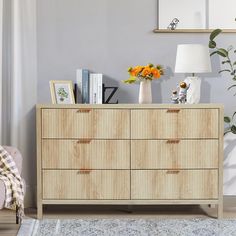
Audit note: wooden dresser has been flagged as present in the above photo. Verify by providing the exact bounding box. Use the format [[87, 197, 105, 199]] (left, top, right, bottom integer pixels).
[[37, 104, 223, 219]]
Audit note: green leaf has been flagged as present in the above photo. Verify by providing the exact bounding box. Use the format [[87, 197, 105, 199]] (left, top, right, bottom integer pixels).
[[228, 45, 234, 51], [148, 63, 154, 68], [233, 61, 236, 66], [209, 41, 216, 49], [228, 84, 236, 90], [210, 51, 218, 56], [233, 76, 236, 81], [224, 116, 231, 123], [232, 112, 236, 120], [127, 67, 133, 72], [231, 125, 236, 134], [224, 129, 232, 136], [217, 48, 228, 57], [210, 29, 222, 41], [219, 69, 231, 73], [222, 60, 231, 64], [122, 77, 136, 84]]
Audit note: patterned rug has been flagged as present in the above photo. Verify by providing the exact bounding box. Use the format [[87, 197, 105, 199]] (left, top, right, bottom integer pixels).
[[17, 218, 236, 236]]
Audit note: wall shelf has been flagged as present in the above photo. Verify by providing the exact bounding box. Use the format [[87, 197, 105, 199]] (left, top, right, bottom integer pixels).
[[153, 29, 236, 33]]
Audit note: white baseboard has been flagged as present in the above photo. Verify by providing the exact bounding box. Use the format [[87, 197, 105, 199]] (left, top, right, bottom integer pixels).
[[223, 196, 236, 207]]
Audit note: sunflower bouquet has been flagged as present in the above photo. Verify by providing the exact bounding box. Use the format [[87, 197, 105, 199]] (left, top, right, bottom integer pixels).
[[123, 64, 164, 84]]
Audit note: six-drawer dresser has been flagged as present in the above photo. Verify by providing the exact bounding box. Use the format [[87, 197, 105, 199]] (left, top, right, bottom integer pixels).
[[37, 104, 224, 219]]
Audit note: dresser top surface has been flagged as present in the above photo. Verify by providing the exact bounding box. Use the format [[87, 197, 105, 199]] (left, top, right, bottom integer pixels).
[[37, 104, 224, 109]]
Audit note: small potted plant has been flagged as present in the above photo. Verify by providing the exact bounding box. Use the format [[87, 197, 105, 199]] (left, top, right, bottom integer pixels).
[[123, 64, 164, 104]]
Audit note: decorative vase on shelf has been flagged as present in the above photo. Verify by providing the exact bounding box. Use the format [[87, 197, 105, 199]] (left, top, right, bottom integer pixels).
[[139, 80, 152, 104]]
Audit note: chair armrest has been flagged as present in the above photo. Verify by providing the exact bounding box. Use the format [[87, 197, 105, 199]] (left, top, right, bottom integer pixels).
[[2, 146, 23, 174]]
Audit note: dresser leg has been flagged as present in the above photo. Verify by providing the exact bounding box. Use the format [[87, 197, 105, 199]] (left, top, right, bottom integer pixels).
[[217, 203, 223, 219], [37, 203, 43, 219]]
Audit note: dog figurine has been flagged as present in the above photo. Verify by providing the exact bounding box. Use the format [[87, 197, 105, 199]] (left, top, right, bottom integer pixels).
[[167, 18, 180, 30]]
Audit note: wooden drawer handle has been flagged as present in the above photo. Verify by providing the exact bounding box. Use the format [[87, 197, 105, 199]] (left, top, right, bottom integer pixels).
[[77, 139, 92, 144], [77, 109, 91, 113], [77, 169, 92, 174], [166, 139, 180, 144], [166, 170, 180, 174], [167, 109, 180, 113]]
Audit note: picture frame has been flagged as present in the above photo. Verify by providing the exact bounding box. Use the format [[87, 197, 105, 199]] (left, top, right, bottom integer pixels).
[[49, 80, 75, 104]]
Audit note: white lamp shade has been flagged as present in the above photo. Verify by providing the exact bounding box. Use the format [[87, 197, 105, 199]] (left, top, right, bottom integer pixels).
[[175, 44, 212, 73]]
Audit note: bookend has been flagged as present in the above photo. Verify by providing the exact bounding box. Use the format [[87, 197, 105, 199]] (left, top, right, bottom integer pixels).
[[102, 84, 118, 104]]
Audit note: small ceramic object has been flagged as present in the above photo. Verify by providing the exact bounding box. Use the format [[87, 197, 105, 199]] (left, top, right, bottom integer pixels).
[[171, 90, 179, 104], [184, 77, 201, 104]]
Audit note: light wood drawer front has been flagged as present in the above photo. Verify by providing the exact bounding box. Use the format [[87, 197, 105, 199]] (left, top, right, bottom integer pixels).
[[43, 170, 130, 200], [131, 140, 218, 169], [131, 170, 218, 200], [42, 109, 130, 139], [131, 109, 218, 139], [42, 140, 130, 169]]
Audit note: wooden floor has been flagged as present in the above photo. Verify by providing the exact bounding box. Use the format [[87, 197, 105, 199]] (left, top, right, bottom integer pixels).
[[1, 203, 236, 236]]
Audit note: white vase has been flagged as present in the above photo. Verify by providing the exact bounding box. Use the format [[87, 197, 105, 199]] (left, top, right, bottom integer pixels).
[[184, 76, 201, 104], [139, 80, 152, 104]]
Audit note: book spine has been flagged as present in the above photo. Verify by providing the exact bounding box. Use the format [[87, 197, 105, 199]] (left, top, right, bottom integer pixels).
[[82, 69, 89, 104], [92, 74, 97, 104], [97, 74, 103, 104], [89, 73, 94, 104], [76, 69, 83, 103]]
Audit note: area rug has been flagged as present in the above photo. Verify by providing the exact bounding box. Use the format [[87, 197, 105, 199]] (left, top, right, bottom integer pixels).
[[17, 218, 236, 236]]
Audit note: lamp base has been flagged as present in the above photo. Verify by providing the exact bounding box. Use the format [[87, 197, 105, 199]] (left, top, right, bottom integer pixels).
[[184, 76, 201, 104]]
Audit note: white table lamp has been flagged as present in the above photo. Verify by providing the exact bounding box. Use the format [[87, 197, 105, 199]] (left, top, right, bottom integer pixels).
[[175, 44, 212, 104]]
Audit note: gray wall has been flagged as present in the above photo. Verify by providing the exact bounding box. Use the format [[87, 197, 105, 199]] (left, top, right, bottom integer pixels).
[[37, 0, 236, 115], [37, 0, 236, 199]]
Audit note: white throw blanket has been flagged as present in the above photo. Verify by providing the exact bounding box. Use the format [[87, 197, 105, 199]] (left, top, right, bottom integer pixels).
[[0, 145, 24, 220]]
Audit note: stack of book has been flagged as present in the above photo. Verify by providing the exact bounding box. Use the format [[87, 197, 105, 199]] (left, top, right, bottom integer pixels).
[[75, 69, 103, 104]]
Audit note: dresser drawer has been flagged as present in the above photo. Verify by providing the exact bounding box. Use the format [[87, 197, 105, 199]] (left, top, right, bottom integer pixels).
[[131, 109, 218, 139], [43, 170, 130, 200], [131, 140, 218, 169], [42, 139, 130, 169], [131, 170, 218, 200], [42, 109, 130, 139]]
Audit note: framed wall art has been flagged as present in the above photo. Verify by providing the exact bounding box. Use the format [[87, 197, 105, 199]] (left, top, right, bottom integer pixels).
[[154, 0, 236, 33]]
